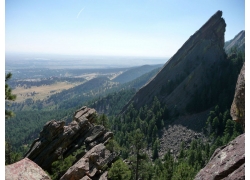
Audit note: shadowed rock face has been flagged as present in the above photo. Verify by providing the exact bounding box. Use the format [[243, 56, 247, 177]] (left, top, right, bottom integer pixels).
[[121, 10, 226, 115], [25, 106, 114, 172], [230, 62, 245, 124], [5, 158, 51, 180], [194, 133, 245, 180], [195, 62, 245, 179]]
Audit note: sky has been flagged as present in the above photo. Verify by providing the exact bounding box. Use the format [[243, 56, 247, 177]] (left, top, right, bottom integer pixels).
[[5, 0, 245, 58]]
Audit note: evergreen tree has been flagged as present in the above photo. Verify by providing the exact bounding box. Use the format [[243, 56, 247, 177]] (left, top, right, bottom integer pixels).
[[128, 129, 146, 180], [5, 73, 16, 119], [97, 113, 109, 128], [152, 138, 160, 160], [108, 159, 131, 180]]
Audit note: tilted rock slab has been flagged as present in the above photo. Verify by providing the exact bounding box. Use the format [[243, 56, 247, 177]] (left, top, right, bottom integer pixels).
[[194, 133, 245, 180], [121, 10, 226, 115], [5, 158, 51, 180], [25, 106, 113, 171], [60, 143, 115, 180], [231, 62, 245, 123]]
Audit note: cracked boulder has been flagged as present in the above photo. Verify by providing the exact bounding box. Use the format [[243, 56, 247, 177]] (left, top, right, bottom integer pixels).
[[194, 133, 245, 180]]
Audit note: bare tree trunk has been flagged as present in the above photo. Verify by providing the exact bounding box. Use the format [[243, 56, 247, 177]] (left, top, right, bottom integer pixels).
[[135, 151, 139, 180]]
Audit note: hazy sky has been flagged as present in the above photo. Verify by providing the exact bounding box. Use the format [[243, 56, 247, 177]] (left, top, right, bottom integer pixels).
[[5, 0, 245, 58]]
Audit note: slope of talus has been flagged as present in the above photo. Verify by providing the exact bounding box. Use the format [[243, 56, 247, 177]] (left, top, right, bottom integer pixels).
[[121, 10, 226, 114]]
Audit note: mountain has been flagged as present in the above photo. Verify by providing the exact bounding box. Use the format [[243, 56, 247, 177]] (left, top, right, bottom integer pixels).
[[224, 30, 245, 53], [121, 10, 226, 115], [115, 10, 244, 159], [112, 64, 163, 84]]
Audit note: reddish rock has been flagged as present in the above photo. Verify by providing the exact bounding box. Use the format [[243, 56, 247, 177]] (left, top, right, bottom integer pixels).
[[231, 62, 245, 124], [5, 158, 51, 180], [25, 106, 113, 172], [194, 133, 245, 180]]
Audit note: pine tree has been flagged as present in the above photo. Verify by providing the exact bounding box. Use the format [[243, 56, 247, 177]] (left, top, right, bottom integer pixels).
[[108, 159, 131, 180], [5, 73, 16, 119], [128, 129, 146, 180]]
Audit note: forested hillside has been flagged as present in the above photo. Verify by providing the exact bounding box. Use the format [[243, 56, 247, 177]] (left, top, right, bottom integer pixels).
[[107, 47, 244, 180], [5, 66, 161, 156]]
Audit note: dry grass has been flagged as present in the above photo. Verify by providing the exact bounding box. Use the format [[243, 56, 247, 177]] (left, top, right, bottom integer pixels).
[[12, 82, 82, 102]]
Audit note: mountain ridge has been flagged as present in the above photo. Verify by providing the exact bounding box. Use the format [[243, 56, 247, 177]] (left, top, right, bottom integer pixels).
[[224, 30, 245, 53]]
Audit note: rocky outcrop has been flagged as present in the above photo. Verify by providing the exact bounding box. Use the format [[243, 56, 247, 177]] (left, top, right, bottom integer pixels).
[[224, 30, 245, 53], [195, 61, 245, 179], [194, 133, 245, 180], [60, 144, 115, 180], [121, 10, 226, 115], [25, 106, 114, 174], [5, 158, 51, 180], [230, 62, 245, 124]]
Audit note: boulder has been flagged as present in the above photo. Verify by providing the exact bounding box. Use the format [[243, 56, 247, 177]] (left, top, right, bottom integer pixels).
[[5, 158, 51, 180], [194, 133, 245, 180], [60, 144, 115, 180]]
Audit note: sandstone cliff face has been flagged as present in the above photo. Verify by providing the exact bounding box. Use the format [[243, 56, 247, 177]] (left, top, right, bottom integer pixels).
[[230, 62, 245, 124], [194, 133, 245, 180], [5, 158, 51, 180], [121, 10, 226, 115], [25, 106, 115, 179]]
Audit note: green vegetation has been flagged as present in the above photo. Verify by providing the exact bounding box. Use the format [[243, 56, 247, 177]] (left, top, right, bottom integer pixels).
[[49, 145, 86, 180], [5, 73, 17, 119], [107, 49, 244, 179], [4, 47, 244, 179], [108, 159, 131, 180], [110, 96, 169, 162]]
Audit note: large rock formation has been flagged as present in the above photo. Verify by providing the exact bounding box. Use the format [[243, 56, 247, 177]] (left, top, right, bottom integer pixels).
[[230, 62, 245, 124], [25, 106, 115, 177], [194, 133, 245, 180], [121, 10, 226, 115], [224, 30, 245, 53], [5, 158, 51, 180], [60, 143, 116, 180]]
